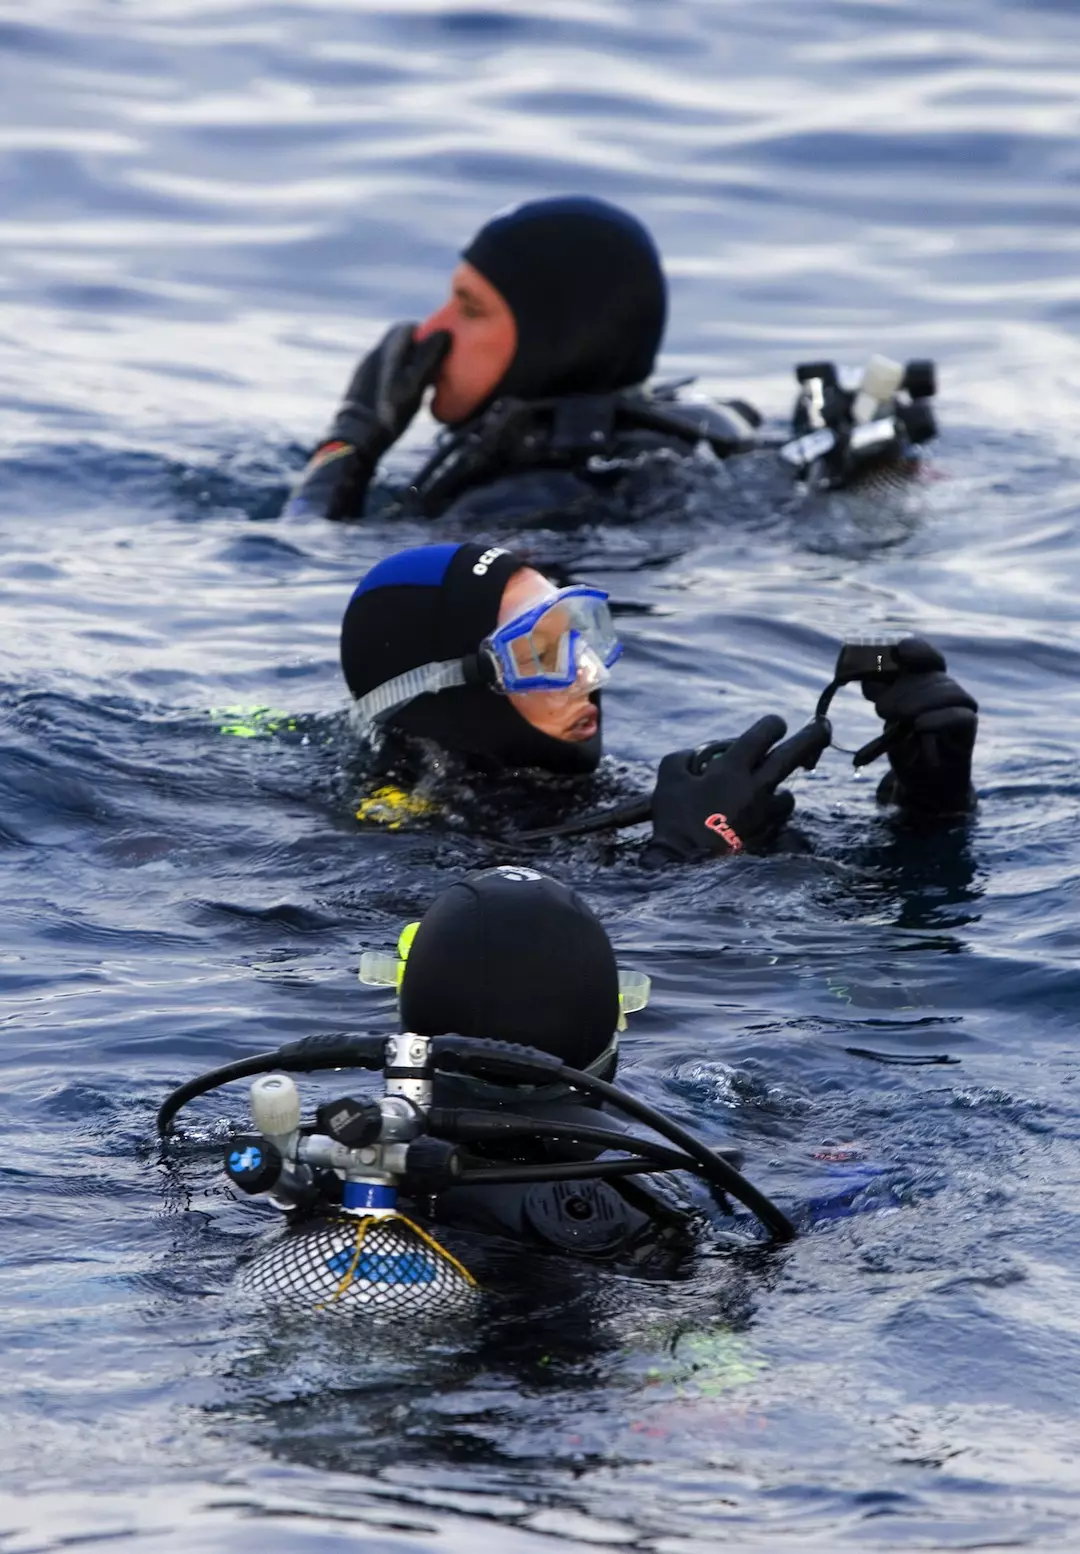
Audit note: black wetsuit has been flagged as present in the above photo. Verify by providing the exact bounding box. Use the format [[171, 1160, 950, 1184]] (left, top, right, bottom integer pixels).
[[288, 381, 763, 525], [284, 195, 772, 527]]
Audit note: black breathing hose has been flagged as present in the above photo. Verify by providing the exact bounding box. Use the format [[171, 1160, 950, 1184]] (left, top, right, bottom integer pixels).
[[156, 1034, 386, 1138], [510, 794, 651, 844], [428, 1107, 695, 1164], [429, 1038, 796, 1243], [157, 1033, 795, 1243], [429, 1108, 742, 1201], [457, 1157, 687, 1186], [560, 1066, 794, 1242]]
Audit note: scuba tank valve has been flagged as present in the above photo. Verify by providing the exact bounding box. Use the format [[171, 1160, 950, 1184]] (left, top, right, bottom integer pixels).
[[782, 353, 937, 488], [250, 1073, 301, 1140], [851, 354, 904, 424]]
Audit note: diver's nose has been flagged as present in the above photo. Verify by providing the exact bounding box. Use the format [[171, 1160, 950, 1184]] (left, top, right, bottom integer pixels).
[[415, 301, 454, 343]]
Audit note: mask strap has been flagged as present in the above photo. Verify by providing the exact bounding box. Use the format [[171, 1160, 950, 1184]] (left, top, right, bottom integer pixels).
[[352, 654, 491, 727]]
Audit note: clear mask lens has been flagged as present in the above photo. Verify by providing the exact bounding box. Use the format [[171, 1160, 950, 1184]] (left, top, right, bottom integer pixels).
[[486, 588, 621, 694]]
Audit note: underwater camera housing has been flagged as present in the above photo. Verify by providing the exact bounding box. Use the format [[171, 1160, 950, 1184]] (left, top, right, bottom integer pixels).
[[781, 355, 937, 489], [158, 1032, 796, 1313]]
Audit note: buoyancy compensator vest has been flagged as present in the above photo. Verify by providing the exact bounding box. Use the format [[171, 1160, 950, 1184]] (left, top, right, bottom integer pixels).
[[401, 387, 763, 517]]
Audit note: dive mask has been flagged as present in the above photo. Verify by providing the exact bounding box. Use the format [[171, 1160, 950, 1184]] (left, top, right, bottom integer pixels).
[[352, 586, 621, 726], [485, 585, 621, 695]]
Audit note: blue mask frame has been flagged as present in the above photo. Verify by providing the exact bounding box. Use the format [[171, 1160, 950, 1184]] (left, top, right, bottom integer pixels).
[[483, 586, 622, 694]]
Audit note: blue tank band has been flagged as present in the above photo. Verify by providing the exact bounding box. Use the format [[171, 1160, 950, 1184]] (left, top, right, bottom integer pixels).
[[343, 1181, 397, 1212]]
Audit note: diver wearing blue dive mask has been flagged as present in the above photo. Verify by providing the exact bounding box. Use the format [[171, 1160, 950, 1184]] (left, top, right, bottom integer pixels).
[[342, 541, 610, 779], [341, 541, 979, 861], [283, 196, 937, 526], [353, 581, 620, 727]]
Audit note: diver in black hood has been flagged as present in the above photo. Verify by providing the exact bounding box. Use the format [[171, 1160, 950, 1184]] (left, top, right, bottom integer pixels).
[[159, 865, 793, 1312], [284, 196, 935, 526], [159, 862, 953, 1310], [341, 540, 979, 862], [356, 865, 742, 1265]]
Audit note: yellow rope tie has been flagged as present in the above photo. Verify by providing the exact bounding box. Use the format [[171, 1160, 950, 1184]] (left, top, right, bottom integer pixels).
[[315, 1213, 478, 1306], [392, 1213, 480, 1288], [317, 1216, 372, 1307]]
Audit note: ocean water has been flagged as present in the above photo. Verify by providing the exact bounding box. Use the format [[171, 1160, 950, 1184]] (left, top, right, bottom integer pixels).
[[2, 1, 1080, 1549]]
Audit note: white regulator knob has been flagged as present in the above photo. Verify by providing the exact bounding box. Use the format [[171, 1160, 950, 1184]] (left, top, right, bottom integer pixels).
[[852, 354, 904, 424], [250, 1073, 301, 1137]]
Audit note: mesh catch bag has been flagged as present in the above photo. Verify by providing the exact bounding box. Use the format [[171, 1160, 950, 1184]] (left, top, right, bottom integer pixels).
[[236, 1213, 479, 1314]]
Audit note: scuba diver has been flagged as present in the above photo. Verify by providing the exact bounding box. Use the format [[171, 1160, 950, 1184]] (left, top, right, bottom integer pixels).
[[340, 540, 979, 862], [282, 195, 938, 526], [158, 865, 798, 1313]]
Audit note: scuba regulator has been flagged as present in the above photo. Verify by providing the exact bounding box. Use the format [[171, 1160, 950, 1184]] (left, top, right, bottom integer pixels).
[[780, 354, 937, 489], [158, 1030, 796, 1313]]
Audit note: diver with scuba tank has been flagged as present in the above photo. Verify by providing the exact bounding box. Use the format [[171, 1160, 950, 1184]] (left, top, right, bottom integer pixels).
[[158, 866, 799, 1312], [281, 196, 938, 527], [340, 541, 978, 859]]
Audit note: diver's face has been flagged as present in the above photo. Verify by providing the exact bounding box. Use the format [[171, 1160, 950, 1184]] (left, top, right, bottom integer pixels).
[[415, 262, 517, 425], [497, 568, 601, 744]]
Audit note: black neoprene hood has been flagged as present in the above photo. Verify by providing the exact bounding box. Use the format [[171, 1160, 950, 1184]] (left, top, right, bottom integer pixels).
[[462, 195, 667, 403], [340, 541, 603, 775], [400, 867, 620, 1068]]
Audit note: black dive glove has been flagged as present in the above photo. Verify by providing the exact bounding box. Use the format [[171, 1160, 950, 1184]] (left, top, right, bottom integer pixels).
[[285, 323, 451, 521], [857, 637, 977, 814], [644, 715, 831, 866]]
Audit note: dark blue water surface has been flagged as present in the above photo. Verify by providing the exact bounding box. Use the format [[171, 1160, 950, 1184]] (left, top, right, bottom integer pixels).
[[3, 1, 1080, 1548]]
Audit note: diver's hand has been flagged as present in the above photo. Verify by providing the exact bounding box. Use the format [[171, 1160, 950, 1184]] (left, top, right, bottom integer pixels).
[[284, 324, 450, 521], [858, 637, 977, 813], [645, 716, 831, 864], [336, 323, 451, 450]]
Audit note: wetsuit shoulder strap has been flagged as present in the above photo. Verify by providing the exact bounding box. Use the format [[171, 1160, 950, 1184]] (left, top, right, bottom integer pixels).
[[403, 391, 675, 515], [405, 394, 630, 515]]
